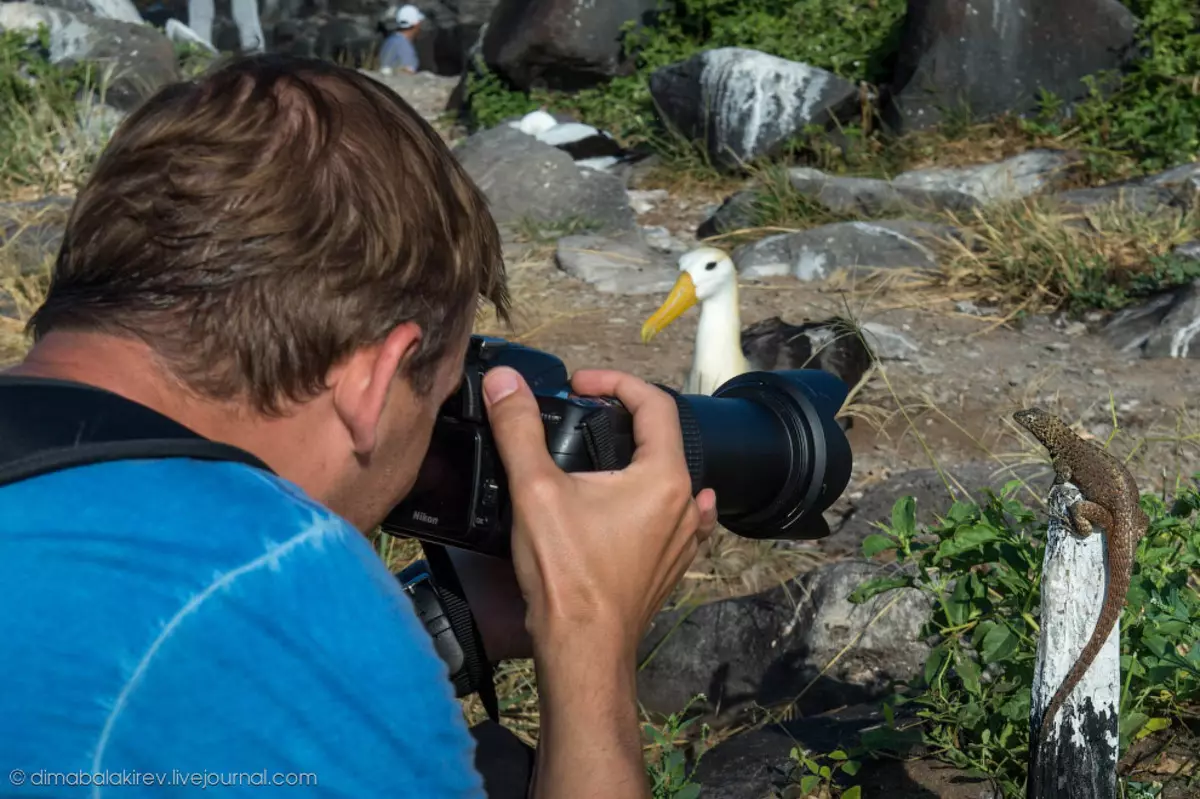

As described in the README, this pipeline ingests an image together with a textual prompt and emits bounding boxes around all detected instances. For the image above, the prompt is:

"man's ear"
[330,323,422,456]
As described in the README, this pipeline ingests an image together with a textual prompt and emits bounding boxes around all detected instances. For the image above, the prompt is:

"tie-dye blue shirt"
[0,457,485,797]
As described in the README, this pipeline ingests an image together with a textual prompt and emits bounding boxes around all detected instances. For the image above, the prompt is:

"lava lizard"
[1013,407,1149,757]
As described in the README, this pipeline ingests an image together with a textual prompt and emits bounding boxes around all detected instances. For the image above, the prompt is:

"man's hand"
[482,365,717,799]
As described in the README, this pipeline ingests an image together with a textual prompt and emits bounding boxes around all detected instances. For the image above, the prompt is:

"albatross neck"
[690,278,748,394]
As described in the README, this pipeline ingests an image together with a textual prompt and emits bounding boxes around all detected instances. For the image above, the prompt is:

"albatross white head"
[640,246,749,395]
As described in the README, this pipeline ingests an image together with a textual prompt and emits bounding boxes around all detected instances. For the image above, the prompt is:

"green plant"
[783,746,863,798]
[849,477,1200,798]
[643,694,712,799]
[1024,0,1200,176]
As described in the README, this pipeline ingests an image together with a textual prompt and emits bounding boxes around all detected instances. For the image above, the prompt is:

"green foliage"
[850,481,1200,798]
[1065,251,1200,313]
[784,746,863,798]
[1027,0,1200,175]
[643,694,711,799]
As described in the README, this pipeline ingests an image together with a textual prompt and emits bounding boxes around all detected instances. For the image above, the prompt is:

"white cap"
[395,4,424,28]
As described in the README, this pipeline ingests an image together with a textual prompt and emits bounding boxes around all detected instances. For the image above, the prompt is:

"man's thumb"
[482,366,557,481]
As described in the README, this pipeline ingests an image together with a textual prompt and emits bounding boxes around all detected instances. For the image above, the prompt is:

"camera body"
[382,336,634,558]
[383,335,855,558]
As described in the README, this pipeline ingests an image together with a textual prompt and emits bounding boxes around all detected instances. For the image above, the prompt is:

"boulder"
[635,560,933,720]
[554,231,678,294]
[888,148,1073,208]
[1052,159,1200,214]
[787,149,1071,215]
[413,0,501,75]
[1050,185,1184,216]
[482,0,660,91]
[696,189,759,239]
[1104,278,1200,360]
[451,124,636,233]
[649,47,858,171]
[885,0,1138,133]
[732,219,957,281]
[0,2,180,112]
[26,0,143,24]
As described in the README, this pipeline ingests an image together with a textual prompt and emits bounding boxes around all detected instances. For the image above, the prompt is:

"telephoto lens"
[663,368,853,541]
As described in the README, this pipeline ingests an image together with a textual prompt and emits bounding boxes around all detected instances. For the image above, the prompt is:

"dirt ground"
[484,233,1200,486]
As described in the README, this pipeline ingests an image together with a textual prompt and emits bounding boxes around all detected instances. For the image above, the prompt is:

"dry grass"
[0,64,116,202]
[935,196,1200,314]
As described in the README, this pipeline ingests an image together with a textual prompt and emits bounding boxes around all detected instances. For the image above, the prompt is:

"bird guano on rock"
[640,246,875,402]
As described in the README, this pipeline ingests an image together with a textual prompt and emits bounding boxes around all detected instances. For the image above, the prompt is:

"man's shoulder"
[0,456,373,578]
[6,456,347,529]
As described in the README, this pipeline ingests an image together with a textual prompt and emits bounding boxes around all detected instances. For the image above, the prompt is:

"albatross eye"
[705,261,718,271]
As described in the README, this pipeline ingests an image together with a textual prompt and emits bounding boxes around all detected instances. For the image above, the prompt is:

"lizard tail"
[1035,560,1132,749]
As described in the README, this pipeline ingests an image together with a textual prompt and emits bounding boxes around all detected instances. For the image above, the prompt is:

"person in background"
[379,4,424,75]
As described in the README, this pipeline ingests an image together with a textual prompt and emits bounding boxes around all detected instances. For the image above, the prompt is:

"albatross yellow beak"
[641,272,698,344]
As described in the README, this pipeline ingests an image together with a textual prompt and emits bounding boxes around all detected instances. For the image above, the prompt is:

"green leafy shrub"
[1028,0,1200,175]
[850,479,1200,798]
[643,694,712,799]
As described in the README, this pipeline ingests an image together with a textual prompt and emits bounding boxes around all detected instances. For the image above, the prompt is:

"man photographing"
[0,54,716,798]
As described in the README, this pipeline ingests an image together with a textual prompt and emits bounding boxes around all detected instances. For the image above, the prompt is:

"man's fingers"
[482,366,560,490]
[570,369,684,468]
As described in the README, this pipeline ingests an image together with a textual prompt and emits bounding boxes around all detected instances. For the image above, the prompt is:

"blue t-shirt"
[0,457,486,796]
[379,32,419,72]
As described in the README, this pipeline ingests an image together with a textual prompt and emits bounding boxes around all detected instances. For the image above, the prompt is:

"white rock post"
[1028,482,1120,799]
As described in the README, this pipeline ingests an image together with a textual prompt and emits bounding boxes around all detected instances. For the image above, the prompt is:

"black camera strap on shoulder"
[0,376,273,484]
[0,376,499,721]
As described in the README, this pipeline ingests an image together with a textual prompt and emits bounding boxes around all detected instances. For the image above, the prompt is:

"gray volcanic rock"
[649,47,858,170]
[482,0,660,90]
[452,125,636,233]
[886,0,1138,132]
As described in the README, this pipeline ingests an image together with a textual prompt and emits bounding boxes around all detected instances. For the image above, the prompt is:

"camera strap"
[420,544,501,724]
[0,376,273,485]
[0,376,500,720]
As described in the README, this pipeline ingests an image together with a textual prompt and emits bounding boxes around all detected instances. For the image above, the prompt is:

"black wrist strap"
[422,543,501,724]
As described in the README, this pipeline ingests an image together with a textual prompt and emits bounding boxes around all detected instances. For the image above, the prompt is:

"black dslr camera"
[381,335,854,558]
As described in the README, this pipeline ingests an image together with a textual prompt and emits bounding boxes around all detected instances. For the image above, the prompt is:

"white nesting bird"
[507,109,643,172]
[640,247,875,399]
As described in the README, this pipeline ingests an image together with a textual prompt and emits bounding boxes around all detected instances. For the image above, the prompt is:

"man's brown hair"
[28,54,509,414]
